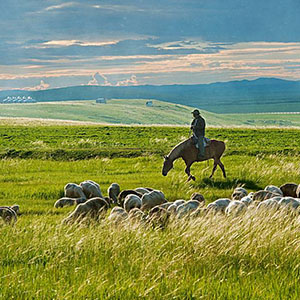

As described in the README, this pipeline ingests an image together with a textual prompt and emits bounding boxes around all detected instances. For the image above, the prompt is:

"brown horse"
[162,138,226,181]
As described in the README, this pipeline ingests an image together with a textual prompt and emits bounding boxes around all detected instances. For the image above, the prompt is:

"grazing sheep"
[80,180,103,199]
[10,205,20,215]
[64,183,86,199]
[240,195,253,206]
[128,208,145,221]
[190,193,205,205]
[108,206,128,223]
[278,197,300,209]
[225,200,247,216]
[141,190,167,210]
[54,197,86,208]
[63,197,109,224]
[257,199,280,210]
[124,194,142,212]
[231,187,247,201]
[108,183,121,204]
[147,206,170,229]
[252,190,280,202]
[135,187,152,195]
[118,190,143,206]
[264,185,283,196]
[280,183,298,197]
[0,206,17,224]
[207,198,231,213]
[176,200,201,218]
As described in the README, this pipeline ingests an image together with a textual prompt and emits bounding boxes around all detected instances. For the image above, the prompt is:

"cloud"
[116,75,138,86]
[88,73,111,86]
[23,80,50,91]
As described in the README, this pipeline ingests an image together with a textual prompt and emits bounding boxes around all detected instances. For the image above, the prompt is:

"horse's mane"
[167,138,192,160]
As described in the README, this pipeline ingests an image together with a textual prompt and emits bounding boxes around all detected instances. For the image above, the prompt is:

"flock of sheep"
[1,180,300,227]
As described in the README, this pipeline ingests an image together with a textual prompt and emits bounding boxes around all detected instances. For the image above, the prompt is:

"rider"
[190,109,206,159]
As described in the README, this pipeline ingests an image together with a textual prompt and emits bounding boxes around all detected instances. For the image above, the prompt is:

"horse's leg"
[185,163,196,181]
[218,160,226,178]
[209,159,218,179]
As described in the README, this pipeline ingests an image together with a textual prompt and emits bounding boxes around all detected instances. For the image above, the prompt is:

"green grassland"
[0,99,300,127]
[0,122,300,299]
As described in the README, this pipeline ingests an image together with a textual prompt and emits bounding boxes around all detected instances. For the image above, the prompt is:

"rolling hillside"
[1,78,300,113]
[0,99,300,127]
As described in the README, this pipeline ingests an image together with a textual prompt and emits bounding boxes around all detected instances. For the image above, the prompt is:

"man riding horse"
[190,109,206,160]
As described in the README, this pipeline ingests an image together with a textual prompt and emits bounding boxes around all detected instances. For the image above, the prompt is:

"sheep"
[231,187,248,200]
[280,183,298,197]
[141,190,167,210]
[62,197,109,224]
[190,193,205,206]
[124,194,142,212]
[118,190,143,207]
[135,187,153,195]
[207,198,231,213]
[64,183,86,199]
[108,183,120,204]
[80,180,103,199]
[0,206,17,224]
[147,206,170,229]
[166,199,186,214]
[55,183,87,208]
[176,200,201,218]
[10,205,20,215]
[225,200,247,216]
[252,190,280,202]
[128,208,146,222]
[54,197,86,208]
[278,197,300,210]
[264,185,283,196]
[257,199,280,211]
[240,195,253,206]
[108,206,128,223]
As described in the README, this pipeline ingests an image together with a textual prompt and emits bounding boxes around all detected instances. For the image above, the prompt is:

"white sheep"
[141,190,166,210]
[257,199,280,210]
[80,180,103,199]
[207,198,231,213]
[225,200,247,216]
[108,183,120,204]
[167,200,186,214]
[232,187,247,200]
[240,195,253,206]
[264,185,283,196]
[278,197,300,210]
[64,183,86,199]
[135,187,152,195]
[54,197,86,208]
[252,190,279,202]
[108,206,128,223]
[176,200,201,218]
[124,194,142,212]
[63,197,109,224]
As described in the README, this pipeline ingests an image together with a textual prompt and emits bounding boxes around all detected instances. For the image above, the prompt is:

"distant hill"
[1,78,300,113]
[0,99,300,127]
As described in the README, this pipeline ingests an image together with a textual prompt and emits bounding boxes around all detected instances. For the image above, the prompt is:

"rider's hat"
[191,109,200,115]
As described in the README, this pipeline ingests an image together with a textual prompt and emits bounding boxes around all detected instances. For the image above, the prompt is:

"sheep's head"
[162,156,173,176]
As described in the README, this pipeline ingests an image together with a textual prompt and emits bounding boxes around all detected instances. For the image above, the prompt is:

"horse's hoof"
[191,176,196,181]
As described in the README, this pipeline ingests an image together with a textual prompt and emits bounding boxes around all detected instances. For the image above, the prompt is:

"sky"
[1,0,300,90]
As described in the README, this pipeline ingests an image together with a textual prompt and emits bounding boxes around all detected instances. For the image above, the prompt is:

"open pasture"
[0,123,300,299]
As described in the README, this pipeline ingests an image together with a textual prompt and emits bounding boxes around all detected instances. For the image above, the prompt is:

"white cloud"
[23,80,50,91]
[88,72,111,86]
[116,75,138,86]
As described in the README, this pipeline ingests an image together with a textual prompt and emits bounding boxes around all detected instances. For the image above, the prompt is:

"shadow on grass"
[192,177,263,190]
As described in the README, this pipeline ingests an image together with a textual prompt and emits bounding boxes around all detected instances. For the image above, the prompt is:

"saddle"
[191,135,211,148]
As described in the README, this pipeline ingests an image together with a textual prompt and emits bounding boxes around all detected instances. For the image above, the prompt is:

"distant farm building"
[96,97,107,104]
[146,100,153,107]
[0,96,37,104]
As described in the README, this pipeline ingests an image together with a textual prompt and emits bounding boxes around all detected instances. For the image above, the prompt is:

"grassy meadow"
[0,99,300,127]
[0,121,300,299]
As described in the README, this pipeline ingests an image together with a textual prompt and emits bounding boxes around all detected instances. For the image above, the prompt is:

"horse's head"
[162,156,173,176]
